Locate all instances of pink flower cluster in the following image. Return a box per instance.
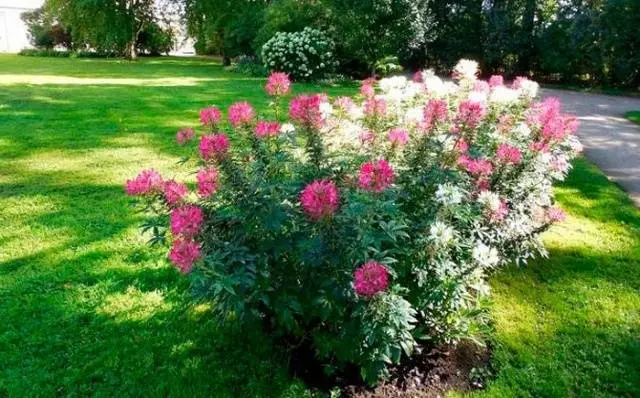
[228,102,255,128]
[125,169,163,196]
[199,133,230,161]
[489,75,504,87]
[353,261,389,296]
[358,159,395,193]
[170,205,203,237]
[458,155,494,176]
[456,100,487,129]
[168,239,201,273]
[423,99,449,131]
[387,128,409,146]
[176,128,195,145]
[360,78,376,98]
[334,96,357,115]
[289,94,326,129]
[197,167,219,197]
[300,179,340,220]
[265,72,291,96]
[200,106,222,128]
[254,120,281,138]
[496,143,522,165]
[163,180,188,205]
[364,98,387,118]
[489,200,509,223]
[547,206,566,222]
[528,97,578,143]
[473,80,490,94]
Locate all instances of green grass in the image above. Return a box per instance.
[1,55,638,397]
[626,111,640,125]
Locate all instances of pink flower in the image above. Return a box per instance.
[289,94,326,129]
[196,167,219,197]
[163,180,189,205]
[199,107,222,128]
[300,179,340,220]
[473,80,490,94]
[458,156,493,176]
[387,128,409,146]
[361,78,376,98]
[228,102,255,128]
[359,130,375,145]
[489,75,504,87]
[512,76,529,89]
[489,200,509,222]
[199,134,230,161]
[529,140,550,153]
[354,261,389,296]
[265,72,291,96]
[412,71,423,83]
[455,139,469,154]
[358,159,395,192]
[170,205,204,237]
[456,100,487,128]
[364,98,387,118]
[496,144,522,165]
[497,115,514,134]
[125,169,163,196]
[168,238,201,273]
[176,128,195,145]
[527,97,576,142]
[254,120,281,138]
[334,96,356,114]
[547,206,566,222]
[423,99,449,131]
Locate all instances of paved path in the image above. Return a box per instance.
[541,89,640,206]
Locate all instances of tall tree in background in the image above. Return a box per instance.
[47,0,157,59]
[328,0,436,74]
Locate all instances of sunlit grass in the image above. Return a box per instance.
[0,55,638,397]
[626,110,640,125]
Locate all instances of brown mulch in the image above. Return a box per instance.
[342,341,491,397]
[288,340,492,397]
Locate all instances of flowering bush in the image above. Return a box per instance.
[125,63,581,384]
[261,27,337,80]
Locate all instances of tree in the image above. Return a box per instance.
[328,0,437,75]
[47,0,159,59]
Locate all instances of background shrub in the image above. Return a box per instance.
[261,28,336,80]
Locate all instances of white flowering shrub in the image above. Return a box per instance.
[125,61,581,385]
[261,27,336,80]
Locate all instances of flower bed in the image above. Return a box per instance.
[125,61,581,384]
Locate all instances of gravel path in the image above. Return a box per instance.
[541,89,640,206]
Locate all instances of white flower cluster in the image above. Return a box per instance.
[322,58,580,302]
[261,28,337,80]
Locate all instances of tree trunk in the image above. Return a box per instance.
[518,0,536,75]
[126,40,137,60]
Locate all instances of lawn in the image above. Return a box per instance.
[627,111,640,125]
[1,55,638,397]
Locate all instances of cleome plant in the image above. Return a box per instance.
[125,61,582,384]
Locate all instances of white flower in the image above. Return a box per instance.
[435,183,464,206]
[516,78,539,99]
[453,59,479,80]
[379,76,408,93]
[514,122,531,137]
[280,123,295,134]
[429,221,455,246]
[468,91,488,104]
[477,191,501,212]
[404,106,423,125]
[472,242,499,268]
[319,102,333,119]
[490,86,519,104]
